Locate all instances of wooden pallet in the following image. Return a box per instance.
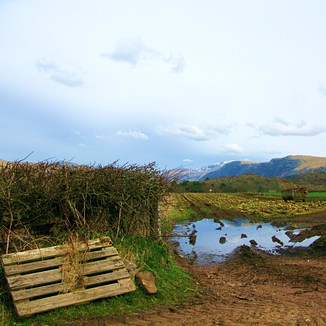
[1,237,136,318]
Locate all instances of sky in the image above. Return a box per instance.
[1,0,326,170]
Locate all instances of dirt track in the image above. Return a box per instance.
[73,200,326,326]
[75,246,326,326]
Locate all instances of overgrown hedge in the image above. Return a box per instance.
[0,161,168,252]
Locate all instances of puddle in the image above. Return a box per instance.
[171,218,320,265]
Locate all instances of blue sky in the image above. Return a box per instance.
[1,0,326,169]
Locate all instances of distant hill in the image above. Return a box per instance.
[200,155,326,180]
[169,162,229,181]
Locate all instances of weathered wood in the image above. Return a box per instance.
[8,268,62,290]
[83,257,125,275]
[4,247,119,276]
[83,269,130,287]
[11,269,131,302]
[11,282,64,301]
[15,280,135,317]
[2,237,113,265]
[1,237,136,318]
[4,256,64,276]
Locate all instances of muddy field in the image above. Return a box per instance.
[74,247,326,326]
[72,194,326,325]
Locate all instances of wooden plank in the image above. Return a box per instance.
[2,237,112,265]
[83,257,125,275]
[2,247,66,265]
[11,283,64,301]
[15,280,136,318]
[5,247,119,276]
[80,246,118,261]
[83,269,130,287]
[7,257,125,290]
[7,268,62,290]
[12,269,131,301]
[4,256,64,276]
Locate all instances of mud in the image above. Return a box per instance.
[70,210,326,326]
[72,245,326,326]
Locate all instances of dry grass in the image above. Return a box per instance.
[61,235,88,293]
[292,155,326,171]
[0,160,168,253]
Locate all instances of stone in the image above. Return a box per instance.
[249,239,258,246]
[135,271,157,294]
[219,236,227,244]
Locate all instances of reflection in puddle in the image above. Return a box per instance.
[171,218,320,265]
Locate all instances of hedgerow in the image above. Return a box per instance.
[0,161,168,252]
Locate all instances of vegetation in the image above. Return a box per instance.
[0,161,197,325]
[1,160,325,324]
[171,193,326,220]
[0,161,168,253]
[169,172,326,194]
[0,237,194,325]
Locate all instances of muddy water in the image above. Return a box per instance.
[171,218,320,265]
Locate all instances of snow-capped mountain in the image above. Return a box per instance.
[171,161,231,181]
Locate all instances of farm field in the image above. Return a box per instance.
[2,192,326,325]
[95,192,326,326]
[161,193,326,229]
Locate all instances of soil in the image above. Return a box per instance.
[72,245,326,326]
[71,209,326,326]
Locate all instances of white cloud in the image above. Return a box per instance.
[104,38,159,65]
[50,71,85,87]
[95,134,107,140]
[158,124,230,141]
[257,119,326,137]
[164,54,185,73]
[319,85,326,96]
[103,38,185,73]
[35,57,85,87]
[115,130,149,140]
[222,143,244,154]
[35,58,58,72]
[182,158,194,163]
[158,124,210,141]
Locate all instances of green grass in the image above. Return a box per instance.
[162,206,197,234]
[0,237,195,326]
[308,191,326,198]
[263,191,326,199]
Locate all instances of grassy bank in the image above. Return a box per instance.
[0,237,195,325]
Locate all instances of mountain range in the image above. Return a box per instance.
[173,155,326,181]
[2,155,326,181]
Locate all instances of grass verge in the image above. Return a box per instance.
[0,237,195,326]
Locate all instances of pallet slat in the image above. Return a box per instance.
[2,237,113,265]
[4,256,64,276]
[8,269,62,290]
[15,280,135,317]
[1,237,136,318]
[83,257,125,275]
[4,247,119,276]
[11,269,132,302]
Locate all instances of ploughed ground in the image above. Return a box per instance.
[73,213,326,326]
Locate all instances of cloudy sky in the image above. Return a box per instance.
[1,0,326,169]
